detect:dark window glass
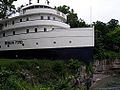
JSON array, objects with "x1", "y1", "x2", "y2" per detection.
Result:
[
  {"x1": 0, "y1": 45, "x2": 1, "y2": 48},
  {"x1": 31, "y1": 6, "x2": 34, "y2": 9},
  {"x1": 53, "y1": 17, "x2": 55, "y2": 20},
  {"x1": 40, "y1": 6, "x2": 43, "y2": 8},
  {"x1": 20, "y1": 19, "x2": 22, "y2": 22},
  {"x1": 26, "y1": 29, "x2": 29, "y2": 33},
  {"x1": 41, "y1": 16, "x2": 43, "y2": 20},
  {"x1": 26, "y1": 17, "x2": 29, "y2": 21},
  {"x1": 5, "y1": 23, "x2": 7, "y2": 27},
  {"x1": 48, "y1": 16, "x2": 50, "y2": 20},
  {"x1": 13, "y1": 31, "x2": 15, "y2": 35},
  {"x1": 44, "y1": 28, "x2": 47, "y2": 32},
  {"x1": 3, "y1": 32, "x2": 5, "y2": 37},
  {"x1": 12, "y1": 21, "x2": 14, "y2": 25},
  {"x1": 35, "y1": 28, "x2": 37, "y2": 32},
  {"x1": 35, "y1": 5, "x2": 39, "y2": 8}
]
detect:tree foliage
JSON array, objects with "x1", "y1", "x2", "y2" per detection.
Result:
[
  {"x1": 56, "y1": 5, "x2": 88, "y2": 28},
  {"x1": 94, "y1": 19, "x2": 120, "y2": 60},
  {"x1": 55, "y1": 5, "x2": 70, "y2": 14},
  {"x1": 0, "y1": 0, "x2": 17, "y2": 19}
]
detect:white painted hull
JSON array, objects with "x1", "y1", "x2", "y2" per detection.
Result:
[{"x1": 0, "y1": 28, "x2": 94, "y2": 51}]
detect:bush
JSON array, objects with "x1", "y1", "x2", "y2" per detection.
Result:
[{"x1": 0, "y1": 59, "x2": 87, "y2": 90}]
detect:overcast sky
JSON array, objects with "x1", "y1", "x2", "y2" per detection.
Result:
[{"x1": 13, "y1": 0, "x2": 120, "y2": 24}]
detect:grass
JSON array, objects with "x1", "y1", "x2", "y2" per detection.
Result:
[{"x1": 0, "y1": 58, "x2": 18, "y2": 65}]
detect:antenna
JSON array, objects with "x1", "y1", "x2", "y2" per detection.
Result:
[
  {"x1": 90, "y1": 0, "x2": 92, "y2": 26},
  {"x1": 90, "y1": 6, "x2": 92, "y2": 25}
]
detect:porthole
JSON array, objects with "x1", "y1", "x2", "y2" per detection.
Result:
[
  {"x1": 53, "y1": 41, "x2": 56, "y2": 44},
  {"x1": 69, "y1": 41, "x2": 72, "y2": 43},
  {"x1": 36, "y1": 42, "x2": 38, "y2": 45}
]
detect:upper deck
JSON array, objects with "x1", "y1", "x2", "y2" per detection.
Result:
[
  {"x1": 0, "y1": 3, "x2": 69, "y2": 31},
  {"x1": 20, "y1": 4, "x2": 67, "y2": 20}
]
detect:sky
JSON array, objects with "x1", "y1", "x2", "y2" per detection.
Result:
[{"x1": 13, "y1": 0, "x2": 120, "y2": 24}]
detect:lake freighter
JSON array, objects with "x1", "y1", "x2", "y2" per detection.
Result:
[{"x1": 0, "y1": 0, "x2": 94, "y2": 61}]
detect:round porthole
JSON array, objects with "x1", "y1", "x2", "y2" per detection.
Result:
[
  {"x1": 36, "y1": 42, "x2": 38, "y2": 45},
  {"x1": 53, "y1": 41, "x2": 56, "y2": 44},
  {"x1": 69, "y1": 41, "x2": 72, "y2": 43}
]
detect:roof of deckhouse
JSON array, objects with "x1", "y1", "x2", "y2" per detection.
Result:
[{"x1": 22, "y1": 4, "x2": 52, "y2": 10}]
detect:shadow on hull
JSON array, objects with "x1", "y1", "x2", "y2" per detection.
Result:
[{"x1": 0, "y1": 47, "x2": 93, "y2": 62}]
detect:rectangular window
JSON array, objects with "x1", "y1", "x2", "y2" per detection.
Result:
[
  {"x1": 3, "y1": 32, "x2": 5, "y2": 37},
  {"x1": 48, "y1": 16, "x2": 50, "y2": 20},
  {"x1": 12, "y1": 21, "x2": 14, "y2": 25},
  {"x1": 20, "y1": 19, "x2": 22, "y2": 22},
  {"x1": 44, "y1": 28, "x2": 47, "y2": 32},
  {"x1": 53, "y1": 17, "x2": 55, "y2": 20},
  {"x1": 35, "y1": 28, "x2": 37, "y2": 32},
  {"x1": 41, "y1": 16, "x2": 43, "y2": 20},
  {"x1": 26, "y1": 29, "x2": 29, "y2": 33},
  {"x1": 13, "y1": 31, "x2": 15, "y2": 35},
  {"x1": 26, "y1": 17, "x2": 29, "y2": 21},
  {"x1": 5, "y1": 23, "x2": 7, "y2": 27}
]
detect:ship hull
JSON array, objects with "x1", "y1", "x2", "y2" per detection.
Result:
[{"x1": 0, "y1": 47, "x2": 93, "y2": 62}]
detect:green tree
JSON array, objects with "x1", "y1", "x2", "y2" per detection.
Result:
[
  {"x1": 0, "y1": 0, "x2": 17, "y2": 19},
  {"x1": 67, "y1": 9, "x2": 79, "y2": 28},
  {"x1": 56, "y1": 5, "x2": 88, "y2": 28},
  {"x1": 106, "y1": 26, "x2": 120, "y2": 52},
  {"x1": 107, "y1": 19, "x2": 119, "y2": 30},
  {"x1": 55, "y1": 5, "x2": 70, "y2": 14},
  {"x1": 94, "y1": 19, "x2": 120, "y2": 60},
  {"x1": 93, "y1": 21, "x2": 107, "y2": 59}
]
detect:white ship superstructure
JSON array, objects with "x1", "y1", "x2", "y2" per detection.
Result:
[{"x1": 0, "y1": 0, "x2": 94, "y2": 61}]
